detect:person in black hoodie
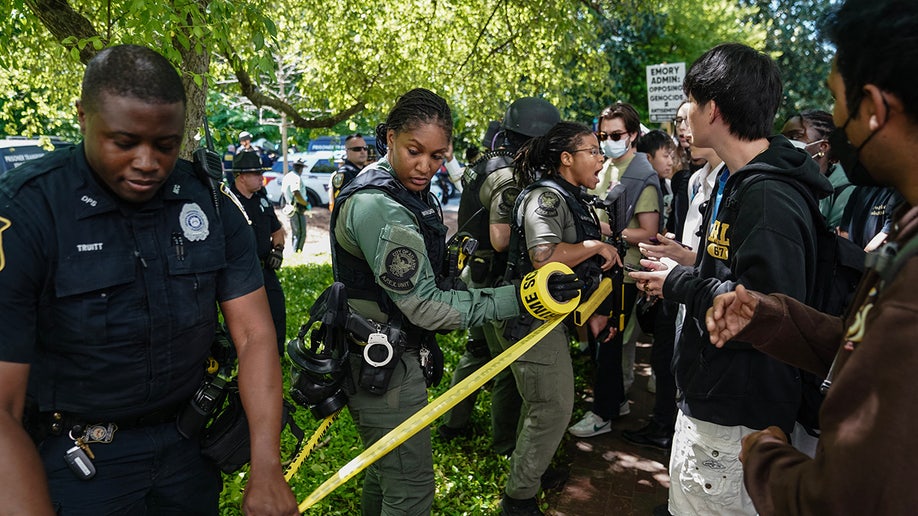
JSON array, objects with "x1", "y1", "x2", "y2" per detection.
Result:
[{"x1": 631, "y1": 43, "x2": 832, "y2": 515}]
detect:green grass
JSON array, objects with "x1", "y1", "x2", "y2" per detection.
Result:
[{"x1": 218, "y1": 263, "x2": 578, "y2": 514}]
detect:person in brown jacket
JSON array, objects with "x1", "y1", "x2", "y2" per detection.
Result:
[{"x1": 704, "y1": 1, "x2": 918, "y2": 513}]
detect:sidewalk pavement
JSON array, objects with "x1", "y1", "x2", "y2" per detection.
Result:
[{"x1": 545, "y1": 341, "x2": 671, "y2": 516}]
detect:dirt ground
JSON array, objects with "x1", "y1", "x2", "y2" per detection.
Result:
[{"x1": 279, "y1": 206, "x2": 459, "y2": 266}]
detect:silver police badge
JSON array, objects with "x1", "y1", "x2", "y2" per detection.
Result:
[{"x1": 179, "y1": 203, "x2": 210, "y2": 242}]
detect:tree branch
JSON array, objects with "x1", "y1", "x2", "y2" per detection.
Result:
[
  {"x1": 220, "y1": 48, "x2": 367, "y2": 129},
  {"x1": 24, "y1": 0, "x2": 104, "y2": 64},
  {"x1": 457, "y1": 0, "x2": 504, "y2": 72}
]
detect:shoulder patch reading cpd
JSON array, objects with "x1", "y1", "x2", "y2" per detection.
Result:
[
  {"x1": 379, "y1": 247, "x2": 419, "y2": 292},
  {"x1": 535, "y1": 190, "x2": 560, "y2": 217}
]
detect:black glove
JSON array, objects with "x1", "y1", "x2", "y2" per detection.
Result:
[
  {"x1": 547, "y1": 272, "x2": 583, "y2": 302},
  {"x1": 265, "y1": 245, "x2": 284, "y2": 270}
]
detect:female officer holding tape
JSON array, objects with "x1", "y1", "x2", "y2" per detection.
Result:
[
  {"x1": 499, "y1": 121, "x2": 622, "y2": 515},
  {"x1": 329, "y1": 88, "x2": 580, "y2": 515}
]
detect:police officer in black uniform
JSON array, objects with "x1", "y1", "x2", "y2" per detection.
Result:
[
  {"x1": 230, "y1": 151, "x2": 287, "y2": 355},
  {"x1": 0, "y1": 45, "x2": 296, "y2": 514},
  {"x1": 439, "y1": 98, "x2": 561, "y2": 455}
]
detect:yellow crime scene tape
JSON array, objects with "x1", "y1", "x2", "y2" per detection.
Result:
[
  {"x1": 295, "y1": 263, "x2": 609, "y2": 512},
  {"x1": 283, "y1": 409, "x2": 342, "y2": 482}
]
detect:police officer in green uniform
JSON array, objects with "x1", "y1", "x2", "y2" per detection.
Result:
[
  {"x1": 439, "y1": 98, "x2": 560, "y2": 456},
  {"x1": 0, "y1": 45, "x2": 296, "y2": 514},
  {"x1": 230, "y1": 151, "x2": 287, "y2": 354},
  {"x1": 500, "y1": 121, "x2": 622, "y2": 516},
  {"x1": 282, "y1": 159, "x2": 310, "y2": 253},
  {"x1": 330, "y1": 88, "x2": 581, "y2": 515}
]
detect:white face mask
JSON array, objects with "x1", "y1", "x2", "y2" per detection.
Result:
[{"x1": 601, "y1": 137, "x2": 630, "y2": 159}]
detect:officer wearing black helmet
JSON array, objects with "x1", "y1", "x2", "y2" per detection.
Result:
[{"x1": 439, "y1": 98, "x2": 561, "y2": 456}]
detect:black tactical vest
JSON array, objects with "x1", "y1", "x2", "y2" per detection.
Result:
[
  {"x1": 330, "y1": 167, "x2": 448, "y2": 305},
  {"x1": 507, "y1": 176, "x2": 604, "y2": 289},
  {"x1": 457, "y1": 149, "x2": 515, "y2": 250}
]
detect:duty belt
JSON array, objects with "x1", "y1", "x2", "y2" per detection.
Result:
[{"x1": 39, "y1": 401, "x2": 186, "y2": 437}]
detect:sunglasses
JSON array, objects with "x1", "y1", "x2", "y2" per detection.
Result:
[
  {"x1": 347, "y1": 146, "x2": 368, "y2": 152},
  {"x1": 595, "y1": 131, "x2": 628, "y2": 142}
]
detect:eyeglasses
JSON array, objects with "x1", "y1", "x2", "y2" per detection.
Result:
[
  {"x1": 673, "y1": 116, "x2": 687, "y2": 125},
  {"x1": 595, "y1": 131, "x2": 628, "y2": 142},
  {"x1": 347, "y1": 146, "x2": 368, "y2": 152},
  {"x1": 570, "y1": 147, "x2": 603, "y2": 157}
]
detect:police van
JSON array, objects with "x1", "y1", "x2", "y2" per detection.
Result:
[{"x1": 0, "y1": 137, "x2": 70, "y2": 176}]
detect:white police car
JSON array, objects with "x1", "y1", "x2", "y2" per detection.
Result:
[{"x1": 265, "y1": 151, "x2": 342, "y2": 208}]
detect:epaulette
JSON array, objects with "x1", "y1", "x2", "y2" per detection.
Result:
[{"x1": 0, "y1": 145, "x2": 75, "y2": 198}]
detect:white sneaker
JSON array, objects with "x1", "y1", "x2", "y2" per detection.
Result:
[
  {"x1": 568, "y1": 411, "x2": 612, "y2": 437},
  {"x1": 619, "y1": 400, "x2": 631, "y2": 416}
]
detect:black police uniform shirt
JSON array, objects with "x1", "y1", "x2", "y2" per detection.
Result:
[
  {"x1": 0, "y1": 144, "x2": 263, "y2": 420},
  {"x1": 230, "y1": 182, "x2": 281, "y2": 260}
]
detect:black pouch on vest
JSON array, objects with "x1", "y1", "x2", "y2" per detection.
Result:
[
  {"x1": 469, "y1": 255, "x2": 490, "y2": 284},
  {"x1": 502, "y1": 313, "x2": 536, "y2": 342},
  {"x1": 358, "y1": 335, "x2": 406, "y2": 396}
]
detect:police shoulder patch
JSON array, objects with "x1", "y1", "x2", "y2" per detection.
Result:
[
  {"x1": 535, "y1": 190, "x2": 560, "y2": 217},
  {"x1": 332, "y1": 172, "x2": 344, "y2": 188},
  {"x1": 499, "y1": 186, "x2": 521, "y2": 212},
  {"x1": 379, "y1": 247, "x2": 419, "y2": 292}
]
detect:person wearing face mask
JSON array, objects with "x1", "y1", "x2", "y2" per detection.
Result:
[
  {"x1": 782, "y1": 110, "x2": 854, "y2": 230},
  {"x1": 570, "y1": 101, "x2": 663, "y2": 438},
  {"x1": 703, "y1": 1, "x2": 918, "y2": 513}
]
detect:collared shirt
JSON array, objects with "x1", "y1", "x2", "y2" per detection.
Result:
[{"x1": 0, "y1": 144, "x2": 262, "y2": 419}]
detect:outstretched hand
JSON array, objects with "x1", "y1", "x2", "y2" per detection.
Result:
[{"x1": 705, "y1": 284, "x2": 761, "y2": 348}]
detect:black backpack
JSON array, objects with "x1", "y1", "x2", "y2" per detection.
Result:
[{"x1": 737, "y1": 173, "x2": 865, "y2": 317}]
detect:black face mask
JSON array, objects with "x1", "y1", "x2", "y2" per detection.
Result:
[{"x1": 828, "y1": 107, "x2": 885, "y2": 187}]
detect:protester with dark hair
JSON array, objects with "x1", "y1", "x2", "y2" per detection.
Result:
[
  {"x1": 705, "y1": 2, "x2": 918, "y2": 513},
  {"x1": 331, "y1": 88, "x2": 579, "y2": 515},
  {"x1": 631, "y1": 43, "x2": 831, "y2": 514},
  {"x1": 570, "y1": 102, "x2": 662, "y2": 438},
  {"x1": 782, "y1": 110, "x2": 854, "y2": 229},
  {"x1": 500, "y1": 121, "x2": 621, "y2": 515},
  {"x1": 0, "y1": 44, "x2": 296, "y2": 514}
]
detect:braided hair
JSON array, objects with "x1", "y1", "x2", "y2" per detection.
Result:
[
  {"x1": 797, "y1": 110, "x2": 836, "y2": 140},
  {"x1": 374, "y1": 88, "x2": 452, "y2": 156},
  {"x1": 514, "y1": 121, "x2": 593, "y2": 186}
]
